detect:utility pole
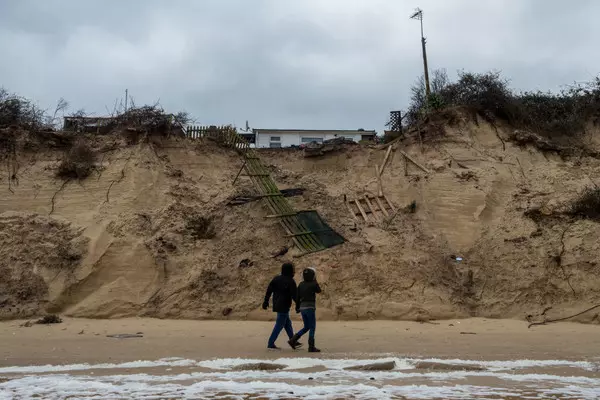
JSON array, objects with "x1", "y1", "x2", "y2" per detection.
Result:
[
  {"x1": 125, "y1": 89, "x2": 128, "y2": 112},
  {"x1": 410, "y1": 8, "x2": 431, "y2": 98}
]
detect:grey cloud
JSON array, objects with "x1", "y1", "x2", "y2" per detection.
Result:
[{"x1": 1, "y1": 0, "x2": 599, "y2": 131}]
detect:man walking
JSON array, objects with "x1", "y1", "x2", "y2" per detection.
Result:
[{"x1": 262, "y1": 263, "x2": 301, "y2": 350}]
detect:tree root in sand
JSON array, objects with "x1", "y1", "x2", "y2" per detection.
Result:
[
  {"x1": 554, "y1": 223, "x2": 577, "y2": 296},
  {"x1": 104, "y1": 151, "x2": 133, "y2": 203},
  {"x1": 49, "y1": 179, "x2": 71, "y2": 215},
  {"x1": 105, "y1": 168, "x2": 125, "y2": 203},
  {"x1": 528, "y1": 304, "x2": 600, "y2": 328}
]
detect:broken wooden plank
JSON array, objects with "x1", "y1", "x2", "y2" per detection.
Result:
[
  {"x1": 375, "y1": 196, "x2": 390, "y2": 217},
  {"x1": 265, "y1": 212, "x2": 298, "y2": 218},
  {"x1": 399, "y1": 150, "x2": 430, "y2": 174},
  {"x1": 354, "y1": 199, "x2": 369, "y2": 221},
  {"x1": 384, "y1": 209, "x2": 400, "y2": 228},
  {"x1": 285, "y1": 228, "x2": 333, "y2": 237},
  {"x1": 376, "y1": 165, "x2": 383, "y2": 197},
  {"x1": 377, "y1": 134, "x2": 403, "y2": 150},
  {"x1": 383, "y1": 194, "x2": 396, "y2": 213},
  {"x1": 345, "y1": 199, "x2": 359, "y2": 222},
  {"x1": 363, "y1": 195, "x2": 379, "y2": 221},
  {"x1": 265, "y1": 209, "x2": 318, "y2": 218},
  {"x1": 379, "y1": 146, "x2": 393, "y2": 176},
  {"x1": 232, "y1": 160, "x2": 247, "y2": 185}
]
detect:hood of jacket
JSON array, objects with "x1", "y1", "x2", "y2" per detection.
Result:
[
  {"x1": 302, "y1": 267, "x2": 315, "y2": 282},
  {"x1": 281, "y1": 263, "x2": 295, "y2": 277}
]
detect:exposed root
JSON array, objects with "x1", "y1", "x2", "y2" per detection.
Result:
[
  {"x1": 491, "y1": 123, "x2": 506, "y2": 151},
  {"x1": 96, "y1": 144, "x2": 120, "y2": 182},
  {"x1": 401, "y1": 279, "x2": 417, "y2": 290},
  {"x1": 104, "y1": 151, "x2": 133, "y2": 204},
  {"x1": 49, "y1": 179, "x2": 71, "y2": 215},
  {"x1": 528, "y1": 304, "x2": 600, "y2": 328},
  {"x1": 7, "y1": 160, "x2": 14, "y2": 194},
  {"x1": 555, "y1": 223, "x2": 576, "y2": 296},
  {"x1": 105, "y1": 169, "x2": 125, "y2": 204},
  {"x1": 476, "y1": 277, "x2": 488, "y2": 301}
]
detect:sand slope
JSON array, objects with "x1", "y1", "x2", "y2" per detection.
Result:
[{"x1": 1, "y1": 117, "x2": 600, "y2": 322}]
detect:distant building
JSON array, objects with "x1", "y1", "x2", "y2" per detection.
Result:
[
  {"x1": 253, "y1": 129, "x2": 377, "y2": 148},
  {"x1": 63, "y1": 116, "x2": 117, "y2": 134}
]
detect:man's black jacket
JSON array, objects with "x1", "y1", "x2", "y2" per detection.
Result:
[{"x1": 263, "y1": 263, "x2": 297, "y2": 313}]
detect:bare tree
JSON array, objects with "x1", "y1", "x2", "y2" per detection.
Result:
[
  {"x1": 406, "y1": 69, "x2": 449, "y2": 125},
  {"x1": 48, "y1": 97, "x2": 69, "y2": 128}
]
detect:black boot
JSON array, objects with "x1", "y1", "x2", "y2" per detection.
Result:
[
  {"x1": 308, "y1": 338, "x2": 320, "y2": 353},
  {"x1": 288, "y1": 334, "x2": 303, "y2": 350}
]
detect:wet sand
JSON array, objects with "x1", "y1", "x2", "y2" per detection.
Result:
[{"x1": 2, "y1": 317, "x2": 599, "y2": 366}]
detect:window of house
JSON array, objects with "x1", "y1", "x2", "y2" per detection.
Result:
[
  {"x1": 301, "y1": 137, "x2": 323, "y2": 144},
  {"x1": 269, "y1": 136, "x2": 281, "y2": 148}
]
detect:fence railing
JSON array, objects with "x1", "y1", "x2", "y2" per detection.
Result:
[{"x1": 185, "y1": 125, "x2": 206, "y2": 139}]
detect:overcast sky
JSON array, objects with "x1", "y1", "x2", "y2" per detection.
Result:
[{"x1": 1, "y1": 0, "x2": 599, "y2": 131}]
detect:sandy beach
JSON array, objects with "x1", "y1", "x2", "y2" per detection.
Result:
[
  {"x1": 2, "y1": 317, "x2": 600, "y2": 365},
  {"x1": 2, "y1": 318, "x2": 600, "y2": 399}
]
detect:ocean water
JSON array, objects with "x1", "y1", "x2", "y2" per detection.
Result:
[{"x1": 1, "y1": 356, "x2": 599, "y2": 399}]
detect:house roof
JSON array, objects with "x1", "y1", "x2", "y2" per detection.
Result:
[{"x1": 253, "y1": 129, "x2": 376, "y2": 135}]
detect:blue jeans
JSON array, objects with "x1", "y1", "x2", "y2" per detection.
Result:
[
  {"x1": 268, "y1": 312, "x2": 294, "y2": 347},
  {"x1": 296, "y1": 308, "x2": 316, "y2": 340}
]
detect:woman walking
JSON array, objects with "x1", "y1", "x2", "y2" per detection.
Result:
[{"x1": 289, "y1": 267, "x2": 321, "y2": 353}]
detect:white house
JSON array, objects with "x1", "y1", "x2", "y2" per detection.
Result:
[{"x1": 253, "y1": 129, "x2": 377, "y2": 148}]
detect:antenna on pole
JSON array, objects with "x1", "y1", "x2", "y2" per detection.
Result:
[{"x1": 411, "y1": 8, "x2": 431, "y2": 98}]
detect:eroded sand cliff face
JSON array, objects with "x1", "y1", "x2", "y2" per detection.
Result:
[{"x1": 1, "y1": 116, "x2": 599, "y2": 322}]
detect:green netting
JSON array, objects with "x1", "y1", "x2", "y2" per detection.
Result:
[
  {"x1": 204, "y1": 126, "x2": 340, "y2": 254},
  {"x1": 296, "y1": 211, "x2": 345, "y2": 249}
]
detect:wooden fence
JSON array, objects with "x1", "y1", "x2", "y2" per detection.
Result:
[{"x1": 185, "y1": 125, "x2": 207, "y2": 139}]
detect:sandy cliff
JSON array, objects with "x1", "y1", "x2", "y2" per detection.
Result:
[{"x1": 1, "y1": 115, "x2": 599, "y2": 322}]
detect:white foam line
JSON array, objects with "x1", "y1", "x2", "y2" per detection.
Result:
[
  {"x1": 0, "y1": 356, "x2": 595, "y2": 375},
  {"x1": 5, "y1": 369, "x2": 600, "y2": 389},
  {"x1": 0, "y1": 358, "x2": 196, "y2": 374},
  {"x1": 199, "y1": 356, "x2": 596, "y2": 372},
  {"x1": 0, "y1": 375, "x2": 546, "y2": 400},
  {"x1": 83, "y1": 370, "x2": 600, "y2": 386},
  {"x1": 411, "y1": 357, "x2": 596, "y2": 371},
  {"x1": 101, "y1": 371, "x2": 600, "y2": 387}
]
